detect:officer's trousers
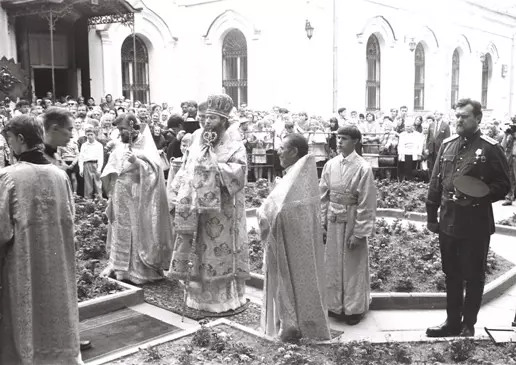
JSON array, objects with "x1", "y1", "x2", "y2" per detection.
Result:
[{"x1": 439, "y1": 232, "x2": 490, "y2": 326}]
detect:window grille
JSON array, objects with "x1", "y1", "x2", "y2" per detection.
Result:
[
  {"x1": 121, "y1": 36, "x2": 150, "y2": 104},
  {"x1": 366, "y1": 35, "x2": 381, "y2": 111},
  {"x1": 451, "y1": 49, "x2": 460, "y2": 108},
  {"x1": 414, "y1": 43, "x2": 425, "y2": 111},
  {"x1": 481, "y1": 53, "x2": 491, "y2": 109},
  {"x1": 222, "y1": 29, "x2": 248, "y2": 107}
]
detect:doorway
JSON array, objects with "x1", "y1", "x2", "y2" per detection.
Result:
[{"x1": 33, "y1": 68, "x2": 69, "y2": 99}]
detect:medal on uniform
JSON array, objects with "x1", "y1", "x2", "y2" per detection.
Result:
[{"x1": 475, "y1": 148, "x2": 484, "y2": 164}]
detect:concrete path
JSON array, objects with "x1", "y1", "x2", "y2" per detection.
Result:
[
  {"x1": 245, "y1": 202, "x2": 516, "y2": 343},
  {"x1": 245, "y1": 256, "x2": 516, "y2": 343}
]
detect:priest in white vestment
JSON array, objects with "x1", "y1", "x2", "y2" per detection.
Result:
[
  {"x1": 101, "y1": 113, "x2": 172, "y2": 284},
  {"x1": 320, "y1": 125, "x2": 376, "y2": 325},
  {"x1": 0, "y1": 115, "x2": 83, "y2": 364},
  {"x1": 258, "y1": 133, "x2": 331, "y2": 341}
]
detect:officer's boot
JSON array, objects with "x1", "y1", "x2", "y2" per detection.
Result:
[
  {"x1": 461, "y1": 280, "x2": 485, "y2": 337},
  {"x1": 426, "y1": 277, "x2": 463, "y2": 337}
]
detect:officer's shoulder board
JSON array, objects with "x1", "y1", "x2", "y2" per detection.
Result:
[
  {"x1": 480, "y1": 135, "x2": 498, "y2": 145},
  {"x1": 442, "y1": 135, "x2": 459, "y2": 144}
]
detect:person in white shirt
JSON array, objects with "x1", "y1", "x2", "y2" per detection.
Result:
[
  {"x1": 397, "y1": 120, "x2": 424, "y2": 181},
  {"x1": 359, "y1": 112, "x2": 382, "y2": 154},
  {"x1": 79, "y1": 126, "x2": 104, "y2": 198}
]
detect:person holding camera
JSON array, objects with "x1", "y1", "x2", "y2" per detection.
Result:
[{"x1": 501, "y1": 120, "x2": 516, "y2": 205}]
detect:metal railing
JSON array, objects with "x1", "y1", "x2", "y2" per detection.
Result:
[{"x1": 241, "y1": 131, "x2": 402, "y2": 181}]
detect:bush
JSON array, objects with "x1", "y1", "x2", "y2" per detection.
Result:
[{"x1": 450, "y1": 339, "x2": 476, "y2": 362}]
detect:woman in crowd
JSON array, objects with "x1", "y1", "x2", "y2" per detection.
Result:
[
  {"x1": 413, "y1": 115, "x2": 424, "y2": 133},
  {"x1": 327, "y1": 117, "x2": 339, "y2": 155},
  {"x1": 151, "y1": 111, "x2": 160, "y2": 125},
  {"x1": 151, "y1": 124, "x2": 168, "y2": 151}
]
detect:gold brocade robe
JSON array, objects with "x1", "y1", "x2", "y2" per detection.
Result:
[
  {"x1": 0, "y1": 163, "x2": 82, "y2": 365},
  {"x1": 258, "y1": 155, "x2": 331, "y2": 340},
  {"x1": 320, "y1": 151, "x2": 376, "y2": 315},
  {"x1": 167, "y1": 130, "x2": 250, "y2": 312}
]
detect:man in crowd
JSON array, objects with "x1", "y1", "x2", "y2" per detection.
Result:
[
  {"x1": 337, "y1": 107, "x2": 347, "y2": 125},
  {"x1": 197, "y1": 100, "x2": 208, "y2": 128},
  {"x1": 165, "y1": 114, "x2": 185, "y2": 162},
  {"x1": 501, "y1": 121, "x2": 516, "y2": 205},
  {"x1": 0, "y1": 115, "x2": 83, "y2": 364},
  {"x1": 426, "y1": 112, "x2": 451, "y2": 174},
  {"x1": 394, "y1": 106, "x2": 407, "y2": 133},
  {"x1": 42, "y1": 108, "x2": 75, "y2": 168},
  {"x1": 320, "y1": 125, "x2": 377, "y2": 325},
  {"x1": 100, "y1": 113, "x2": 172, "y2": 284},
  {"x1": 41, "y1": 107, "x2": 92, "y2": 351},
  {"x1": 398, "y1": 119, "x2": 424, "y2": 181},
  {"x1": 258, "y1": 133, "x2": 331, "y2": 341},
  {"x1": 13, "y1": 99, "x2": 30, "y2": 116},
  {"x1": 426, "y1": 98, "x2": 510, "y2": 337},
  {"x1": 168, "y1": 94, "x2": 250, "y2": 313}
]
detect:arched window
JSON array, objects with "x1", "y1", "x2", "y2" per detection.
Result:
[
  {"x1": 222, "y1": 29, "x2": 247, "y2": 107},
  {"x1": 366, "y1": 35, "x2": 381, "y2": 111},
  {"x1": 121, "y1": 35, "x2": 150, "y2": 104},
  {"x1": 413, "y1": 43, "x2": 425, "y2": 111},
  {"x1": 481, "y1": 53, "x2": 492, "y2": 109},
  {"x1": 451, "y1": 49, "x2": 460, "y2": 108}
]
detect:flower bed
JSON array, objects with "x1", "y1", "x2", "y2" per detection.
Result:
[
  {"x1": 248, "y1": 218, "x2": 513, "y2": 293},
  {"x1": 376, "y1": 179, "x2": 428, "y2": 213},
  {"x1": 74, "y1": 195, "x2": 124, "y2": 302},
  {"x1": 108, "y1": 320, "x2": 516, "y2": 365},
  {"x1": 245, "y1": 178, "x2": 271, "y2": 208},
  {"x1": 245, "y1": 179, "x2": 429, "y2": 213},
  {"x1": 498, "y1": 213, "x2": 516, "y2": 227}
]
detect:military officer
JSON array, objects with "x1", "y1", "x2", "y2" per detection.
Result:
[{"x1": 426, "y1": 98, "x2": 510, "y2": 338}]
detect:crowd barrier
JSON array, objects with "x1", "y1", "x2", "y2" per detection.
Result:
[{"x1": 241, "y1": 131, "x2": 401, "y2": 182}]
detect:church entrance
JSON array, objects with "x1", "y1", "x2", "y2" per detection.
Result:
[{"x1": 33, "y1": 68, "x2": 69, "y2": 99}]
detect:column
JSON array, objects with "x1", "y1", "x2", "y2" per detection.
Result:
[{"x1": 99, "y1": 30, "x2": 115, "y2": 97}]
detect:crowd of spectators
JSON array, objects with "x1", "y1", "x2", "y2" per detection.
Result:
[{"x1": 1, "y1": 93, "x2": 515, "y2": 191}]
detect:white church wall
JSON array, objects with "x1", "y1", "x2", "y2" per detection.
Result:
[{"x1": 90, "y1": 0, "x2": 516, "y2": 117}]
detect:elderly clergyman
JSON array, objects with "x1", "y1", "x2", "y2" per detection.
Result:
[
  {"x1": 258, "y1": 133, "x2": 331, "y2": 341},
  {"x1": 321, "y1": 125, "x2": 376, "y2": 325}
]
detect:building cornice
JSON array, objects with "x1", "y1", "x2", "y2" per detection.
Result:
[{"x1": 466, "y1": 1, "x2": 516, "y2": 22}]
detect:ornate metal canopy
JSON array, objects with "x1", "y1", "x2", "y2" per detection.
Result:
[{"x1": 0, "y1": 0, "x2": 140, "y2": 26}]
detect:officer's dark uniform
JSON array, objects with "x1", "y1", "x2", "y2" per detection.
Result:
[{"x1": 426, "y1": 129, "x2": 510, "y2": 335}]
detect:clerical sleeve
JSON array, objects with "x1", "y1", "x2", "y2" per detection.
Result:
[
  {"x1": 0, "y1": 171, "x2": 14, "y2": 246},
  {"x1": 218, "y1": 144, "x2": 247, "y2": 196},
  {"x1": 319, "y1": 162, "x2": 330, "y2": 229},
  {"x1": 352, "y1": 165, "x2": 376, "y2": 238}
]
